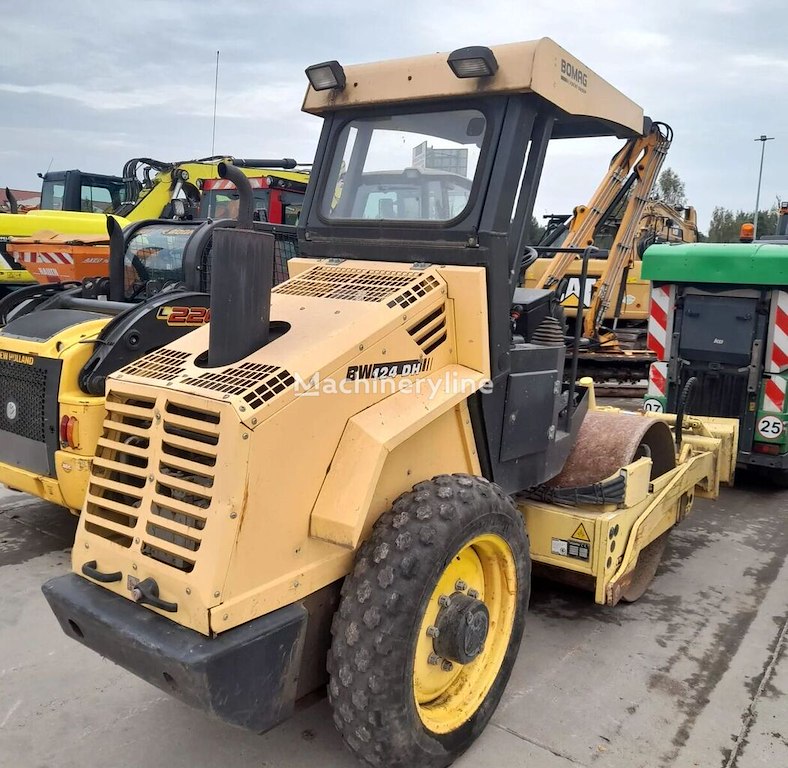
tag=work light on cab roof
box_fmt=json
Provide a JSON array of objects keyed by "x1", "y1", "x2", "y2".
[
  {"x1": 305, "y1": 60, "x2": 346, "y2": 91},
  {"x1": 305, "y1": 45, "x2": 500, "y2": 93},
  {"x1": 446, "y1": 46, "x2": 499, "y2": 78}
]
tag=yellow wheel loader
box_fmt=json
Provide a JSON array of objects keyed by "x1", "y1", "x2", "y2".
[
  {"x1": 0, "y1": 166, "x2": 300, "y2": 513},
  {"x1": 43, "y1": 40, "x2": 737, "y2": 768}
]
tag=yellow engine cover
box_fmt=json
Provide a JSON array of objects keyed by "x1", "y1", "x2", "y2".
[{"x1": 73, "y1": 259, "x2": 491, "y2": 635}]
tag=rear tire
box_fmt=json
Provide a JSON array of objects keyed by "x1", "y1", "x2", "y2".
[{"x1": 327, "y1": 474, "x2": 530, "y2": 768}]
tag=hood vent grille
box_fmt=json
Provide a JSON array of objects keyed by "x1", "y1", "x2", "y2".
[
  {"x1": 121, "y1": 349, "x2": 189, "y2": 382},
  {"x1": 182, "y1": 362, "x2": 295, "y2": 409},
  {"x1": 387, "y1": 274, "x2": 441, "y2": 309},
  {"x1": 273, "y1": 265, "x2": 430, "y2": 304},
  {"x1": 408, "y1": 304, "x2": 448, "y2": 355}
]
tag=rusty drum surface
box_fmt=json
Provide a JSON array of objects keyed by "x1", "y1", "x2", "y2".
[{"x1": 548, "y1": 411, "x2": 676, "y2": 489}]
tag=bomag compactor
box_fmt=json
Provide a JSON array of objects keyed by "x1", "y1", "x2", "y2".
[
  {"x1": 0, "y1": 165, "x2": 298, "y2": 513},
  {"x1": 43, "y1": 40, "x2": 737, "y2": 768}
]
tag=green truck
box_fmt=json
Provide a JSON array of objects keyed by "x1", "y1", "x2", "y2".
[{"x1": 642, "y1": 235, "x2": 788, "y2": 481}]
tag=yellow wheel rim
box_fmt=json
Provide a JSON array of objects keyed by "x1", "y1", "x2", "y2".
[{"x1": 412, "y1": 533, "x2": 518, "y2": 734}]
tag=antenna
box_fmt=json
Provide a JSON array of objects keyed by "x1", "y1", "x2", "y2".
[{"x1": 211, "y1": 50, "x2": 220, "y2": 156}]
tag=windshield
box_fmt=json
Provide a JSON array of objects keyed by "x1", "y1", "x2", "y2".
[
  {"x1": 123, "y1": 224, "x2": 195, "y2": 297},
  {"x1": 40, "y1": 180, "x2": 66, "y2": 211},
  {"x1": 322, "y1": 109, "x2": 486, "y2": 223}
]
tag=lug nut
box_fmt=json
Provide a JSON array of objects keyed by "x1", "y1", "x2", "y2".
[
  {"x1": 426, "y1": 625, "x2": 440, "y2": 638},
  {"x1": 455, "y1": 579, "x2": 467, "y2": 591},
  {"x1": 438, "y1": 595, "x2": 451, "y2": 608},
  {"x1": 428, "y1": 653, "x2": 441, "y2": 666},
  {"x1": 468, "y1": 589, "x2": 479, "y2": 599},
  {"x1": 441, "y1": 660, "x2": 454, "y2": 672}
]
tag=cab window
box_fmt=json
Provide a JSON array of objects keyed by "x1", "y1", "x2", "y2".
[
  {"x1": 123, "y1": 225, "x2": 195, "y2": 298},
  {"x1": 321, "y1": 108, "x2": 485, "y2": 224}
]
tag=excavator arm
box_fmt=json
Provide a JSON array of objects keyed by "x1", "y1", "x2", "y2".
[
  {"x1": 535, "y1": 123, "x2": 672, "y2": 341},
  {"x1": 583, "y1": 123, "x2": 671, "y2": 337}
]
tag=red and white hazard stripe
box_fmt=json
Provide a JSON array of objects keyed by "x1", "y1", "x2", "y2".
[
  {"x1": 765, "y1": 290, "x2": 788, "y2": 373},
  {"x1": 14, "y1": 251, "x2": 74, "y2": 265},
  {"x1": 205, "y1": 177, "x2": 265, "y2": 190},
  {"x1": 647, "y1": 361, "x2": 668, "y2": 398},
  {"x1": 764, "y1": 375, "x2": 787, "y2": 413},
  {"x1": 647, "y1": 284, "x2": 674, "y2": 361}
]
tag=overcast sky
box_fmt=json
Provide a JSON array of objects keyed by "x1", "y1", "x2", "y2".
[{"x1": 1, "y1": 0, "x2": 786, "y2": 231}]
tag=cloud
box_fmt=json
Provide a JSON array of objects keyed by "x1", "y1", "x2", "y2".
[{"x1": 0, "y1": 0, "x2": 786, "y2": 229}]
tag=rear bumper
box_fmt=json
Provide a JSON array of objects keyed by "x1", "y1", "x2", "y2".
[
  {"x1": 42, "y1": 574, "x2": 308, "y2": 732},
  {"x1": 738, "y1": 450, "x2": 788, "y2": 470},
  {"x1": 0, "y1": 450, "x2": 92, "y2": 511}
]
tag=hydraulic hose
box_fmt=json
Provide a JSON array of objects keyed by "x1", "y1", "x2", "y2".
[
  {"x1": 526, "y1": 473, "x2": 627, "y2": 506},
  {"x1": 675, "y1": 376, "x2": 698, "y2": 449}
]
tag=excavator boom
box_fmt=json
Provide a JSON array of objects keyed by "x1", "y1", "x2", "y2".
[
  {"x1": 535, "y1": 123, "x2": 672, "y2": 342},
  {"x1": 583, "y1": 123, "x2": 671, "y2": 337}
]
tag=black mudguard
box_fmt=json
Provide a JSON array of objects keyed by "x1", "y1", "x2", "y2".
[{"x1": 79, "y1": 290, "x2": 210, "y2": 395}]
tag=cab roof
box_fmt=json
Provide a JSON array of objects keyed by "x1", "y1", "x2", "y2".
[
  {"x1": 302, "y1": 38, "x2": 645, "y2": 139},
  {"x1": 642, "y1": 242, "x2": 788, "y2": 286}
]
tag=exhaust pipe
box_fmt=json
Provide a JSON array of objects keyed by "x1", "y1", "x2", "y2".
[
  {"x1": 208, "y1": 162, "x2": 274, "y2": 368},
  {"x1": 216, "y1": 161, "x2": 254, "y2": 228},
  {"x1": 107, "y1": 217, "x2": 126, "y2": 302}
]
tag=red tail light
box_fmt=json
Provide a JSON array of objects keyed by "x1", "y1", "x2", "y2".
[
  {"x1": 59, "y1": 415, "x2": 79, "y2": 448},
  {"x1": 753, "y1": 443, "x2": 780, "y2": 455}
]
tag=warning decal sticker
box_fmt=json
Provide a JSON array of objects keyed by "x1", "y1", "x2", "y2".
[{"x1": 571, "y1": 523, "x2": 590, "y2": 542}]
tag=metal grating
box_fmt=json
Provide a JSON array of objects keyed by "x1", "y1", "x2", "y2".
[
  {"x1": 85, "y1": 393, "x2": 154, "y2": 548},
  {"x1": 182, "y1": 362, "x2": 294, "y2": 409},
  {"x1": 84, "y1": 391, "x2": 222, "y2": 573},
  {"x1": 387, "y1": 274, "x2": 441, "y2": 309},
  {"x1": 274, "y1": 266, "x2": 416, "y2": 302},
  {"x1": 121, "y1": 349, "x2": 190, "y2": 382},
  {"x1": 407, "y1": 304, "x2": 448, "y2": 356},
  {"x1": 0, "y1": 360, "x2": 47, "y2": 442},
  {"x1": 273, "y1": 229, "x2": 299, "y2": 286},
  {"x1": 201, "y1": 228, "x2": 299, "y2": 293}
]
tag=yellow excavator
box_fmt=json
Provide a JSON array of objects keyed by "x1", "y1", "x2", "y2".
[
  {"x1": 524, "y1": 124, "x2": 698, "y2": 384},
  {"x1": 43, "y1": 40, "x2": 736, "y2": 768}
]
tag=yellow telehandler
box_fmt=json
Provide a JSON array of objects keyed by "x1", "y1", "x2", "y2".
[{"x1": 43, "y1": 40, "x2": 736, "y2": 768}]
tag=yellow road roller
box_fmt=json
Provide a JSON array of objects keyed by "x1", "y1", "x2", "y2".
[{"x1": 43, "y1": 39, "x2": 736, "y2": 767}]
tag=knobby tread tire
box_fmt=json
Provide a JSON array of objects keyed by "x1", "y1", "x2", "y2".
[{"x1": 327, "y1": 473, "x2": 530, "y2": 768}]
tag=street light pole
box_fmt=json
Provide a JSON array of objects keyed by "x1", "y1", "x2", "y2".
[{"x1": 753, "y1": 134, "x2": 774, "y2": 240}]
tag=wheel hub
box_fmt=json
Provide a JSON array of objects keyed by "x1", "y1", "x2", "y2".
[{"x1": 433, "y1": 592, "x2": 490, "y2": 664}]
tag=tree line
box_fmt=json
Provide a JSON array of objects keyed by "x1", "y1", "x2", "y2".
[
  {"x1": 526, "y1": 167, "x2": 783, "y2": 246},
  {"x1": 707, "y1": 205, "x2": 781, "y2": 242}
]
